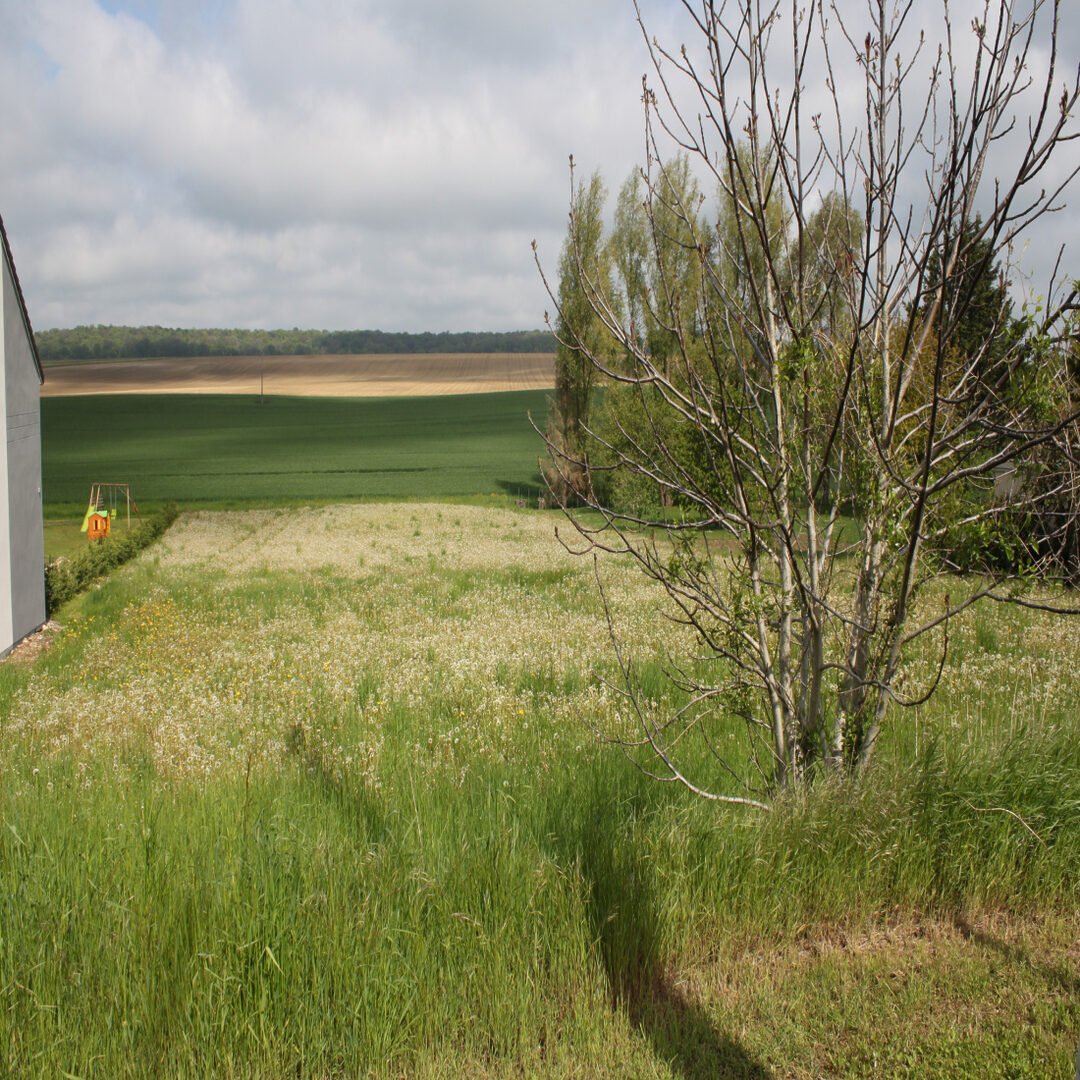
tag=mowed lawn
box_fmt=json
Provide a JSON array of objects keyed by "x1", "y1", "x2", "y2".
[{"x1": 41, "y1": 390, "x2": 549, "y2": 509}]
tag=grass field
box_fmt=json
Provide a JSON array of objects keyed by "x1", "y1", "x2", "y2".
[
  {"x1": 3, "y1": 504, "x2": 1078, "y2": 1078},
  {"x1": 41, "y1": 391, "x2": 549, "y2": 512}
]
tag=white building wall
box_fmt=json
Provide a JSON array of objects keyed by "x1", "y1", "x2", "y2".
[
  {"x1": 1, "y1": 241, "x2": 44, "y2": 654},
  {"x1": 0, "y1": 263, "x2": 12, "y2": 651}
]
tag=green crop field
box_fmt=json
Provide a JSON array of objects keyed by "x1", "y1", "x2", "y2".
[{"x1": 41, "y1": 390, "x2": 549, "y2": 512}]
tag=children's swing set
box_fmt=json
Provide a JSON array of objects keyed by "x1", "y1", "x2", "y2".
[{"x1": 81, "y1": 483, "x2": 139, "y2": 540}]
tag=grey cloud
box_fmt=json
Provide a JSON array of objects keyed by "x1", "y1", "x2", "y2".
[
  {"x1": 1, "y1": 0, "x2": 1076, "y2": 332},
  {"x1": 21, "y1": 213, "x2": 562, "y2": 332}
]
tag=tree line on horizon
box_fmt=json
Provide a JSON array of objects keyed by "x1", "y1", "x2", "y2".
[{"x1": 34, "y1": 325, "x2": 556, "y2": 362}]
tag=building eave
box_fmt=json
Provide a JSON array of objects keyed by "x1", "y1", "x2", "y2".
[{"x1": 0, "y1": 213, "x2": 44, "y2": 385}]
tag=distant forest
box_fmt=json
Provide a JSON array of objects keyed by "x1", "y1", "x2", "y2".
[{"x1": 35, "y1": 325, "x2": 556, "y2": 362}]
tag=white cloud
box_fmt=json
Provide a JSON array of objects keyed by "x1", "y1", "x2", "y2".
[
  {"x1": 1, "y1": 0, "x2": 654, "y2": 329},
  {"x1": 0, "y1": 0, "x2": 1076, "y2": 332}
]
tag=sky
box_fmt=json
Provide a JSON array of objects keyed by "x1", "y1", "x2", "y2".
[{"x1": 1, "y1": 0, "x2": 1078, "y2": 333}]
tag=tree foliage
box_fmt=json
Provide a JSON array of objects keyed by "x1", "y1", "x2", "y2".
[
  {"x1": 35, "y1": 326, "x2": 555, "y2": 363},
  {"x1": 544, "y1": 171, "x2": 613, "y2": 501}
]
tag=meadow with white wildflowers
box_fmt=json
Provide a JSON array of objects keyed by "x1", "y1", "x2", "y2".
[
  {"x1": 8, "y1": 504, "x2": 684, "y2": 787},
  {"x1": 2, "y1": 503, "x2": 1078, "y2": 1079}
]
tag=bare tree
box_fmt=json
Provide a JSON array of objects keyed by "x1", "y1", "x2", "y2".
[{"x1": 537, "y1": 0, "x2": 1080, "y2": 803}]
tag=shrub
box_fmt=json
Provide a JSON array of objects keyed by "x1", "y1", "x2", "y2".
[{"x1": 44, "y1": 503, "x2": 180, "y2": 617}]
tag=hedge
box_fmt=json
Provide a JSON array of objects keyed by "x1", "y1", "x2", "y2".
[{"x1": 44, "y1": 503, "x2": 180, "y2": 617}]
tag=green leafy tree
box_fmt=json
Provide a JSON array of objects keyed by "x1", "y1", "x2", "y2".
[
  {"x1": 543, "y1": 168, "x2": 613, "y2": 501},
  {"x1": 643, "y1": 155, "x2": 706, "y2": 374},
  {"x1": 924, "y1": 215, "x2": 1015, "y2": 370},
  {"x1": 609, "y1": 168, "x2": 651, "y2": 354}
]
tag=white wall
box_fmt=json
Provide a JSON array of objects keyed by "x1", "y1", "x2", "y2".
[{"x1": 1, "y1": 244, "x2": 45, "y2": 654}]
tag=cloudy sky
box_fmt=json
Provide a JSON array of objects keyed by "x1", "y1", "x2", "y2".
[{"x1": 2, "y1": 0, "x2": 1077, "y2": 333}]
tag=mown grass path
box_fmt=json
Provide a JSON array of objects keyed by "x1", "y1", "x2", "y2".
[{"x1": 2, "y1": 504, "x2": 1078, "y2": 1078}]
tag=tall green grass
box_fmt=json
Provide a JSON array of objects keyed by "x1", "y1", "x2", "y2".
[
  {"x1": 2, "y1": 515, "x2": 1078, "y2": 1078},
  {"x1": 2, "y1": 687, "x2": 1077, "y2": 1075}
]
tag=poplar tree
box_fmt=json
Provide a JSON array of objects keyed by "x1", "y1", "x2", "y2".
[{"x1": 543, "y1": 169, "x2": 611, "y2": 501}]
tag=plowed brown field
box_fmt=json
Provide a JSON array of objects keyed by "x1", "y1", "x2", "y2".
[{"x1": 40, "y1": 352, "x2": 555, "y2": 397}]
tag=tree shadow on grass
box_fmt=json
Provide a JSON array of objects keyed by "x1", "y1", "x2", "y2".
[
  {"x1": 293, "y1": 727, "x2": 772, "y2": 1079},
  {"x1": 285, "y1": 721, "x2": 386, "y2": 844},
  {"x1": 495, "y1": 477, "x2": 546, "y2": 502},
  {"x1": 951, "y1": 914, "x2": 1080, "y2": 997},
  {"x1": 564, "y1": 794, "x2": 773, "y2": 1080}
]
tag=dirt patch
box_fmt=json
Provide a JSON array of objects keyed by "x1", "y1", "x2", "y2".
[
  {"x1": 41, "y1": 352, "x2": 556, "y2": 398},
  {"x1": 4, "y1": 620, "x2": 64, "y2": 664}
]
